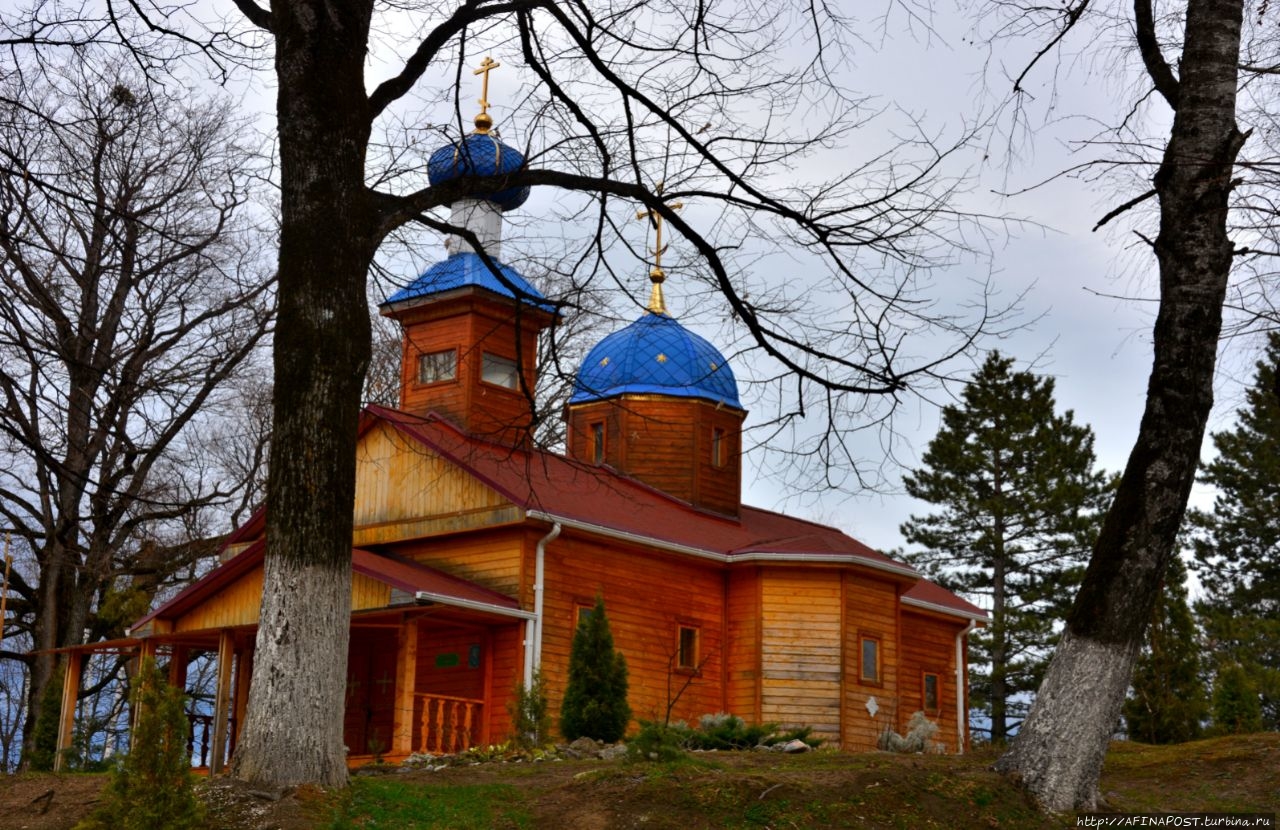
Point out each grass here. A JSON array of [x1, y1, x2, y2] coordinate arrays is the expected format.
[[327, 779, 530, 829]]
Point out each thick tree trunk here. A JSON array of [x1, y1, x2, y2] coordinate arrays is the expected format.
[[230, 1, 375, 789], [996, 0, 1245, 811]]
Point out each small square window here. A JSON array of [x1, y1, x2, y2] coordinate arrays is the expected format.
[[677, 626, 699, 670], [575, 605, 594, 628], [923, 673, 939, 711], [860, 636, 880, 684], [418, 350, 457, 384], [481, 352, 519, 389]]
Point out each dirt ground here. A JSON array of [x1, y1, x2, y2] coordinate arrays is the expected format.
[[2, 734, 1276, 830]]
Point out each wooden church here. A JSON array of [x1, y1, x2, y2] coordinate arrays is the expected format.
[[49, 68, 984, 771]]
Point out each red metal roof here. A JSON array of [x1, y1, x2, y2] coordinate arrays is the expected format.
[[902, 578, 987, 620], [351, 548, 519, 612], [131, 541, 522, 631], [365, 406, 915, 577]]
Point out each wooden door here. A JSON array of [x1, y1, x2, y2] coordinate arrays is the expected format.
[[344, 630, 399, 755]]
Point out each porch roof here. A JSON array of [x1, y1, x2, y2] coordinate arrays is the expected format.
[[129, 541, 523, 635]]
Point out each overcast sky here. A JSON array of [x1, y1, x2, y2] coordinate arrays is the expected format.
[[224, 3, 1261, 567]]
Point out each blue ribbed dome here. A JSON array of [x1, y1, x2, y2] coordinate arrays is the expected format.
[[381, 252, 554, 312], [428, 133, 530, 211], [570, 313, 740, 408]]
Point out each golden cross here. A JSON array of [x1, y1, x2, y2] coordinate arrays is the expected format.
[[636, 183, 684, 314], [473, 56, 501, 133]]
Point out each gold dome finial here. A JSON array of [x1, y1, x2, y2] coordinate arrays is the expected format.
[[636, 182, 684, 315], [473, 56, 501, 134]]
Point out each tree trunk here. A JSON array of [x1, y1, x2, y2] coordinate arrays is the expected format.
[[230, 0, 376, 789], [996, 0, 1245, 811]]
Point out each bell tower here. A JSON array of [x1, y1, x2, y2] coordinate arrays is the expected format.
[[379, 57, 556, 447]]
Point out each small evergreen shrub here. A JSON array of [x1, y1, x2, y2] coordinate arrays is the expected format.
[[25, 666, 65, 771], [626, 720, 691, 762], [685, 713, 774, 750], [626, 713, 823, 761], [76, 657, 204, 830], [508, 669, 552, 748], [877, 711, 941, 753], [560, 596, 630, 743]]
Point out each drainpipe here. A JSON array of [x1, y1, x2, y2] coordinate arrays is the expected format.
[[525, 521, 561, 689], [955, 620, 976, 754]]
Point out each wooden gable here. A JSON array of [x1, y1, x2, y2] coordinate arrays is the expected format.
[[353, 420, 521, 546]]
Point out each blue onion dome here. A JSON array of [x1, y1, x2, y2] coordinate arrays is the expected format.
[[427, 131, 530, 212], [381, 251, 555, 312], [570, 312, 741, 408]]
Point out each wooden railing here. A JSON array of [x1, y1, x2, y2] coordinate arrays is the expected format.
[[415, 693, 483, 754], [186, 712, 233, 768], [187, 713, 213, 767]]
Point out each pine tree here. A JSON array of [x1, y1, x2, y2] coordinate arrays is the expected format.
[[1210, 662, 1264, 736], [77, 658, 204, 830], [1188, 332, 1280, 731], [902, 352, 1111, 743], [560, 596, 630, 743], [1123, 555, 1207, 744]]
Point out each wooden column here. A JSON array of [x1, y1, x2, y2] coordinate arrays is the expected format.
[[168, 645, 190, 691], [231, 645, 253, 755], [391, 621, 419, 755], [53, 652, 82, 771], [209, 630, 234, 774], [480, 629, 494, 745]]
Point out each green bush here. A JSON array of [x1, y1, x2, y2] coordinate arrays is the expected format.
[[560, 596, 630, 743], [626, 720, 691, 762], [76, 657, 204, 830], [24, 665, 65, 771], [685, 713, 774, 750], [508, 669, 551, 748]]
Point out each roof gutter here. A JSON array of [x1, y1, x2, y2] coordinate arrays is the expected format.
[[956, 620, 977, 754], [414, 591, 535, 621], [901, 596, 989, 623], [524, 510, 917, 578], [527, 521, 561, 690]]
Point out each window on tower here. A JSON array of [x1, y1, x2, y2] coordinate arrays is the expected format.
[[712, 427, 726, 467], [481, 353, 519, 389], [591, 421, 605, 464], [418, 350, 457, 385]]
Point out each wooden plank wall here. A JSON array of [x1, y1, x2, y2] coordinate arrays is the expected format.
[[174, 568, 390, 632], [354, 421, 512, 530], [394, 529, 525, 599], [538, 533, 726, 736], [175, 568, 264, 631], [842, 573, 901, 750], [759, 569, 842, 740], [724, 567, 761, 722], [899, 609, 965, 753]]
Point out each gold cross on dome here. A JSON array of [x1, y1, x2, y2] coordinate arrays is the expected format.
[[636, 182, 684, 314], [473, 56, 501, 133]]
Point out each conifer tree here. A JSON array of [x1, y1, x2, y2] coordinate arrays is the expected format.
[[560, 596, 630, 743], [902, 352, 1111, 743], [1123, 555, 1207, 744], [77, 658, 203, 830], [1210, 662, 1264, 735], [1188, 332, 1280, 731]]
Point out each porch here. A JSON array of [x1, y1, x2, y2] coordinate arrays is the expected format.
[[49, 544, 533, 771]]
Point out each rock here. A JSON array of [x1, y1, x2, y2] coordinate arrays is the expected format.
[[569, 736, 602, 754], [599, 743, 628, 761], [777, 739, 811, 753]]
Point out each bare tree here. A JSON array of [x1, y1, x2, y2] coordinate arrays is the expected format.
[[0, 54, 274, 763], [969, 0, 1262, 810], [0, 2, 1014, 787]]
